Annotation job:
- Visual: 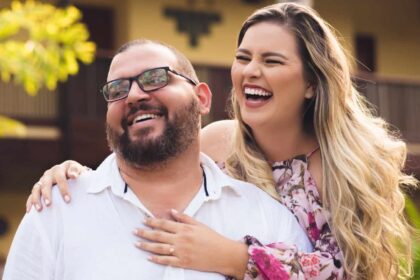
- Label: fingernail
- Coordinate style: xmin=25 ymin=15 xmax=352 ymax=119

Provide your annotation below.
xmin=35 ymin=204 xmax=41 ymax=211
xmin=26 ymin=205 xmax=30 ymax=213
xmin=64 ymin=195 xmax=71 ymax=203
xmin=135 ymin=242 xmax=142 ymax=248
xmin=171 ymin=209 xmax=178 ymax=214
xmin=44 ymin=199 xmax=50 ymax=206
xmin=143 ymin=218 xmax=150 ymax=225
xmin=132 ymin=229 xmax=138 ymax=235
xmin=69 ymin=171 xmax=77 ymax=178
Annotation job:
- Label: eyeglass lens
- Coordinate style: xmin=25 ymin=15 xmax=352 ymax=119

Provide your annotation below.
xmin=103 ymin=68 xmax=170 ymax=101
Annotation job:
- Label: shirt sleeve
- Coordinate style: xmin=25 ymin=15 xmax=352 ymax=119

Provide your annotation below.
xmin=3 ymin=209 xmax=56 ymax=280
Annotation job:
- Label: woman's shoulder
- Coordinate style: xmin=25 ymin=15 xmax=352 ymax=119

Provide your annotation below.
xmin=200 ymin=119 xmax=236 ymax=163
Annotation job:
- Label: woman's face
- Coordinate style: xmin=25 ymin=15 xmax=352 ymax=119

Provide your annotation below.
xmin=231 ymin=21 xmax=314 ymax=131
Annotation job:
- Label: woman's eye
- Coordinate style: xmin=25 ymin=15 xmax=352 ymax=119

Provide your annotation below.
xmin=265 ymin=59 xmax=284 ymax=65
xmin=235 ymin=55 xmax=250 ymax=61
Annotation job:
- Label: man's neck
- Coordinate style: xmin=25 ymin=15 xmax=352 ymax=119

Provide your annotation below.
xmin=116 ymin=146 xmax=203 ymax=219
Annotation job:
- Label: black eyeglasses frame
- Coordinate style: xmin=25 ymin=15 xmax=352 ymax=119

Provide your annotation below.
xmin=100 ymin=66 xmax=198 ymax=102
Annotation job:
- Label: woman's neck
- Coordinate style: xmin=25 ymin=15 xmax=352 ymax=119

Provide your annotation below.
xmin=251 ymin=122 xmax=318 ymax=162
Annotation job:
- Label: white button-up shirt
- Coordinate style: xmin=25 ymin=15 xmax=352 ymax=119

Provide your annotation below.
xmin=4 ymin=153 xmax=312 ymax=280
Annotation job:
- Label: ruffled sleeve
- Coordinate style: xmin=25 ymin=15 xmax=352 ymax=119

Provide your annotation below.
xmin=244 ymin=235 xmax=345 ymax=280
xmin=242 ymin=157 xmax=346 ymax=280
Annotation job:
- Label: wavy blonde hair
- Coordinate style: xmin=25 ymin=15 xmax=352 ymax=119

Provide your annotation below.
xmin=225 ymin=3 xmax=418 ymax=279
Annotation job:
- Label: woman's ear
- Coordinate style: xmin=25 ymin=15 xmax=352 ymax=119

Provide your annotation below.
xmin=304 ymin=84 xmax=315 ymax=99
xmin=194 ymin=83 xmax=212 ymax=115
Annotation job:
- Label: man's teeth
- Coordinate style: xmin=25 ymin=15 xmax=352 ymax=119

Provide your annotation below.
xmin=133 ymin=114 xmax=159 ymax=123
xmin=244 ymin=87 xmax=272 ymax=97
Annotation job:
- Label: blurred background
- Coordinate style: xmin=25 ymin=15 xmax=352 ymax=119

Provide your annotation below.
xmin=0 ymin=0 xmax=419 ymax=277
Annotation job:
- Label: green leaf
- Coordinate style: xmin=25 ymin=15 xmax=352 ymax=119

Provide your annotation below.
xmin=406 ymin=196 xmax=420 ymax=229
xmin=0 ymin=0 xmax=96 ymax=95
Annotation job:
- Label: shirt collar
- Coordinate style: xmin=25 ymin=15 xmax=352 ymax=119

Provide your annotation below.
xmin=86 ymin=153 xmax=126 ymax=196
xmin=199 ymin=153 xmax=242 ymax=199
xmin=86 ymin=153 xmax=242 ymax=199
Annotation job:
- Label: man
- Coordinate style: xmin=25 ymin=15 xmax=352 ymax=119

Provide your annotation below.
xmin=4 ymin=39 xmax=312 ymax=280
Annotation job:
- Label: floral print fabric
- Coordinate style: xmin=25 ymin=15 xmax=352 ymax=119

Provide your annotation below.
xmin=228 ymin=153 xmax=346 ymax=279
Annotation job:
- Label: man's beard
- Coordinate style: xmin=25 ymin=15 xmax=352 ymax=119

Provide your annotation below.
xmin=106 ymin=98 xmax=200 ymax=168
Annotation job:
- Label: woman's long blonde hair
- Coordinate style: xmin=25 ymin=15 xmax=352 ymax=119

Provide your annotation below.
xmin=225 ymin=3 xmax=418 ymax=279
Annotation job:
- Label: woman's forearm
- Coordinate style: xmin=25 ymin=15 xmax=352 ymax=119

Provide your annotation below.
xmin=218 ymin=240 xmax=249 ymax=279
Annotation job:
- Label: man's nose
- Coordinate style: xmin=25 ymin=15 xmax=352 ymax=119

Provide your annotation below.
xmin=125 ymin=81 xmax=151 ymax=105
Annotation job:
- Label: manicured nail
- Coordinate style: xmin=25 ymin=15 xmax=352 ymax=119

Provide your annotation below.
xmin=171 ymin=209 xmax=178 ymax=214
xmin=44 ymin=199 xmax=50 ymax=206
xmin=135 ymin=242 xmax=142 ymax=248
xmin=26 ymin=205 xmax=30 ymax=213
xmin=64 ymin=195 xmax=71 ymax=203
xmin=35 ymin=204 xmax=41 ymax=211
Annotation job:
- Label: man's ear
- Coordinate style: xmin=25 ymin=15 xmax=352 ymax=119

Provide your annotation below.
xmin=194 ymin=83 xmax=212 ymax=115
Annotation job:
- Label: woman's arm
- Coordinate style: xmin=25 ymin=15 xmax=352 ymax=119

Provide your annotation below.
xmin=26 ymin=160 xmax=87 ymax=212
xmin=135 ymin=212 xmax=346 ymax=280
xmin=134 ymin=209 xmax=249 ymax=279
xmin=200 ymin=119 xmax=235 ymax=163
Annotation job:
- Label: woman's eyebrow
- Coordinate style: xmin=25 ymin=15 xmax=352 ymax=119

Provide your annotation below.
xmin=236 ymin=48 xmax=288 ymax=60
xmin=261 ymin=51 xmax=288 ymax=60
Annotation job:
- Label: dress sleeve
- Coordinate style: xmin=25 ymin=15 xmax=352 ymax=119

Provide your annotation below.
xmin=239 ymin=157 xmax=347 ymax=279
xmin=243 ymin=235 xmax=345 ymax=280
xmin=220 ymin=158 xmax=345 ymax=279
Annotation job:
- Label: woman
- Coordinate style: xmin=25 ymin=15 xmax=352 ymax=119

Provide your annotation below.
xmin=27 ymin=3 xmax=416 ymax=279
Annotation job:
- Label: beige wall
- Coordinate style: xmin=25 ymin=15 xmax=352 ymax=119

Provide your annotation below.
xmin=2 ymin=0 xmax=419 ymax=78
xmin=316 ymin=0 xmax=420 ymax=79
xmin=70 ymin=0 xmax=273 ymax=66
xmin=121 ymin=0 xmax=272 ymax=66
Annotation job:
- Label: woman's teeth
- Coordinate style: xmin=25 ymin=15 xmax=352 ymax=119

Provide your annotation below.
xmin=244 ymin=87 xmax=272 ymax=100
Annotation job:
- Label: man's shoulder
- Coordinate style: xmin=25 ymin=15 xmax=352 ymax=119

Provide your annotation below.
xmin=51 ymin=153 xmax=118 ymax=202
xmin=50 ymin=169 xmax=95 ymax=203
xmin=200 ymin=153 xmax=282 ymax=205
xmin=226 ymin=177 xmax=284 ymax=210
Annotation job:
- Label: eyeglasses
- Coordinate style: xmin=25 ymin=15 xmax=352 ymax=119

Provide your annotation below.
xmin=100 ymin=66 xmax=198 ymax=102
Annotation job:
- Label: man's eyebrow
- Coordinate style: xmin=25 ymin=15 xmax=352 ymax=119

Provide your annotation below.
xmin=236 ymin=48 xmax=288 ymax=60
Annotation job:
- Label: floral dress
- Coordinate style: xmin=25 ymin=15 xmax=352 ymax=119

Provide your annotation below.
xmin=229 ymin=149 xmax=346 ymax=280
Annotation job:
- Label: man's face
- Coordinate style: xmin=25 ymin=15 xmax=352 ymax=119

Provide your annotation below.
xmin=105 ymin=44 xmax=201 ymax=168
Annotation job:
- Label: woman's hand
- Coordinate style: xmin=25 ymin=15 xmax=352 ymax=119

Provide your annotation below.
xmin=133 ymin=209 xmax=249 ymax=279
xmin=26 ymin=160 xmax=88 ymax=212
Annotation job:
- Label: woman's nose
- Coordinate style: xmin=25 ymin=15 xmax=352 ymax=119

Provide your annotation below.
xmin=242 ymin=60 xmax=262 ymax=79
